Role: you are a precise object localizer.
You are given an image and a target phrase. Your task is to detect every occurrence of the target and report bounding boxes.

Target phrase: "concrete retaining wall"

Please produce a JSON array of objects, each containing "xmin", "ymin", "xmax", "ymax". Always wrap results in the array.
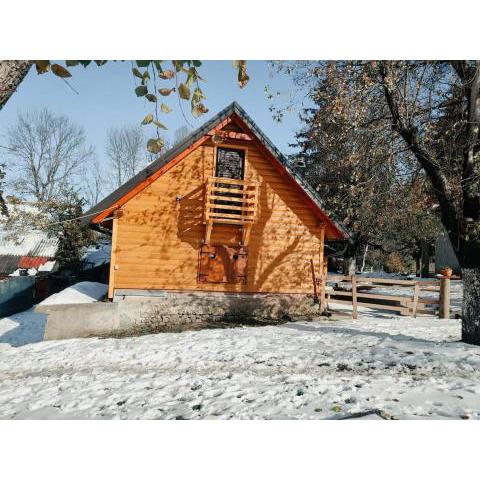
[
  {"xmin": 41, "ymin": 291, "xmax": 320, "ymax": 340},
  {"xmin": 0, "ymin": 276, "xmax": 35, "ymax": 317}
]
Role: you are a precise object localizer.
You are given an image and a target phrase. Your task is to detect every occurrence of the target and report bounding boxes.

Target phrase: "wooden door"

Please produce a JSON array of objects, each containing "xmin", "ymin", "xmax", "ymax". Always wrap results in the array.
[{"xmin": 198, "ymin": 245, "xmax": 248, "ymax": 284}]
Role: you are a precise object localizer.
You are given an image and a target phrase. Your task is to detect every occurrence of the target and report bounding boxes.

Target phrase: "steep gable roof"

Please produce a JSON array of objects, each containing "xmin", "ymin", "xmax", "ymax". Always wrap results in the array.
[{"xmin": 85, "ymin": 102, "xmax": 349, "ymax": 240}]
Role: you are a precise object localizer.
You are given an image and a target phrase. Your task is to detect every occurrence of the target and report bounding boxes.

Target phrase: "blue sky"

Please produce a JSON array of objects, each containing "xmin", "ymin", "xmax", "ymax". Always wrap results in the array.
[{"xmin": 1, "ymin": 61, "xmax": 307, "ymax": 168}]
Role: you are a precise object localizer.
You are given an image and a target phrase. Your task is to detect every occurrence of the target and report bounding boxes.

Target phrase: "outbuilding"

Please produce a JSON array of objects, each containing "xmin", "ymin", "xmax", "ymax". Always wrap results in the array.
[{"xmin": 85, "ymin": 103, "xmax": 348, "ymax": 319}]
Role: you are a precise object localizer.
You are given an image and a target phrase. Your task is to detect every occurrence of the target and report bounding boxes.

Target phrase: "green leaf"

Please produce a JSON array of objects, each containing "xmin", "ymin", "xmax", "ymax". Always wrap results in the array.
[
  {"xmin": 94, "ymin": 60, "xmax": 108, "ymax": 66},
  {"xmin": 143, "ymin": 70, "xmax": 150, "ymax": 81},
  {"xmin": 185, "ymin": 68, "xmax": 196, "ymax": 87},
  {"xmin": 51, "ymin": 63, "xmax": 72, "ymax": 78},
  {"xmin": 192, "ymin": 103, "xmax": 209, "ymax": 118},
  {"xmin": 158, "ymin": 88, "xmax": 174, "ymax": 96},
  {"xmin": 141, "ymin": 113, "xmax": 154, "ymax": 125},
  {"xmin": 153, "ymin": 120, "xmax": 167, "ymax": 130},
  {"xmin": 132, "ymin": 68, "xmax": 143, "ymax": 79},
  {"xmin": 160, "ymin": 103, "xmax": 172, "ymax": 113},
  {"xmin": 153, "ymin": 60, "xmax": 163, "ymax": 72},
  {"xmin": 192, "ymin": 87, "xmax": 206, "ymax": 103},
  {"xmin": 172, "ymin": 60, "xmax": 186, "ymax": 72},
  {"xmin": 145, "ymin": 93, "xmax": 157, "ymax": 102},
  {"xmin": 136, "ymin": 60, "xmax": 151, "ymax": 68},
  {"xmin": 192, "ymin": 60, "xmax": 202, "ymax": 67},
  {"xmin": 135, "ymin": 85, "xmax": 148, "ymax": 97},
  {"xmin": 65, "ymin": 60, "xmax": 80, "ymax": 67},
  {"xmin": 185, "ymin": 67, "xmax": 203, "ymax": 87},
  {"xmin": 147, "ymin": 138, "xmax": 164, "ymax": 153},
  {"xmin": 158, "ymin": 69, "xmax": 175, "ymax": 80},
  {"xmin": 35, "ymin": 60, "xmax": 50, "ymax": 74},
  {"xmin": 79, "ymin": 60, "xmax": 92, "ymax": 68},
  {"xmin": 178, "ymin": 83, "xmax": 190, "ymax": 100}
]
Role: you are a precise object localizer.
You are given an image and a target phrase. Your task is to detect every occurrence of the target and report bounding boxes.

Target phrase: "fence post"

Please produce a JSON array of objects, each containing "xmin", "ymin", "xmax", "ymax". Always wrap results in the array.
[
  {"xmin": 412, "ymin": 282, "xmax": 420, "ymax": 317},
  {"xmin": 351, "ymin": 275, "xmax": 358, "ymax": 319},
  {"xmin": 439, "ymin": 276, "xmax": 450, "ymax": 319},
  {"xmin": 322, "ymin": 258, "xmax": 328, "ymax": 312},
  {"xmin": 310, "ymin": 258, "xmax": 318, "ymax": 303}
]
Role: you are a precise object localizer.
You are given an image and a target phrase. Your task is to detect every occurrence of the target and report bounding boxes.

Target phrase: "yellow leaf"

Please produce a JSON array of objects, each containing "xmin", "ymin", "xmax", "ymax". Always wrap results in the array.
[
  {"xmin": 192, "ymin": 103, "xmax": 209, "ymax": 118},
  {"xmin": 147, "ymin": 138, "xmax": 164, "ymax": 153},
  {"xmin": 153, "ymin": 120, "xmax": 167, "ymax": 130},
  {"xmin": 178, "ymin": 83, "xmax": 190, "ymax": 100},
  {"xmin": 160, "ymin": 103, "xmax": 172, "ymax": 113},
  {"xmin": 141, "ymin": 113, "xmax": 154, "ymax": 125}
]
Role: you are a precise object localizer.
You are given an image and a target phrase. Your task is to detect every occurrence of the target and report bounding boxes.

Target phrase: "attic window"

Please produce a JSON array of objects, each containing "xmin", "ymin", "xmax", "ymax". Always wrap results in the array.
[{"xmin": 215, "ymin": 148, "xmax": 245, "ymax": 180}]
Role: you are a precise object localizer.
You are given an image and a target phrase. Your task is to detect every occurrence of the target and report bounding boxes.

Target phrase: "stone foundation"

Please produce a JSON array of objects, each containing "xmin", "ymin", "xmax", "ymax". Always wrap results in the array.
[
  {"xmin": 115, "ymin": 290, "xmax": 320, "ymax": 321},
  {"xmin": 41, "ymin": 291, "xmax": 320, "ymax": 340}
]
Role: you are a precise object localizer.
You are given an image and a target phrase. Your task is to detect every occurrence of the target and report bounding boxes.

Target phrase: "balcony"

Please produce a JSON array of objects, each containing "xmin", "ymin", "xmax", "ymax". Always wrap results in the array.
[{"xmin": 204, "ymin": 176, "xmax": 259, "ymax": 246}]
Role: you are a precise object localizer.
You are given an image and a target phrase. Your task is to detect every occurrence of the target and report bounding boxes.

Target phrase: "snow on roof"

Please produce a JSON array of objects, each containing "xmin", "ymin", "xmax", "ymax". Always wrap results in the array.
[
  {"xmin": 0, "ymin": 231, "xmax": 58, "ymax": 257},
  {"xmin": 82, "ymin": 242, "xmax": 111, "ymax": 268},
  {"xmin": 0, "ymin": 199, "xmax": 59, "ymax": 259}
]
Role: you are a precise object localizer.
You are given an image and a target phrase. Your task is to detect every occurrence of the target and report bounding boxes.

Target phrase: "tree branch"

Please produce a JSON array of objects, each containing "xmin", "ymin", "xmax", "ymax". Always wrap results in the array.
[{"xmin": 379, "ymin": 61, "xmax": 459, "ymax": 242}]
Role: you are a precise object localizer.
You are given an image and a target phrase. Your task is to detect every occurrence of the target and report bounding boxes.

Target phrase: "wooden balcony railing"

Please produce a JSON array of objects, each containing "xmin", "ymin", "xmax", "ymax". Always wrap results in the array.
[{"xmin": 204, "ymin": 176, "xmax": 259, "ymax": 245}]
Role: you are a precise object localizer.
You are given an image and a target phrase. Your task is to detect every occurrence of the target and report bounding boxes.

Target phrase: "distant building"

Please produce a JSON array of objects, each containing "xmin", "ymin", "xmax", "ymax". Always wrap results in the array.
[
  {"xmin": 0, "ymin": 199, "xmax": 58, "ymax": 278},
  {"xmin": 435, "ymin": 231, "xmax": 460, "ymax": 274},
  {"xmin": 0, "ymin": 230, "xmax": 58, "ymax": 278}
]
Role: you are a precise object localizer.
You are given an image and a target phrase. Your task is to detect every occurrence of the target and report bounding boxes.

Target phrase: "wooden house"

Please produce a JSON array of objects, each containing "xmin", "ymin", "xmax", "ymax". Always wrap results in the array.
[{"xmin": 85, "ymin": 103, "xmax": 348, "ymax": 306}]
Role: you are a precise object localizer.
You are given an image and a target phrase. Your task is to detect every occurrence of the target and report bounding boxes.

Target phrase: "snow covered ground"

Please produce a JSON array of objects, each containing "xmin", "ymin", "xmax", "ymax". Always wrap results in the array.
[
  {"xmin": 0, "ymin": 315, "xmax": 477, "ymax": 420},
  {"xmin": 1, "ymin": 279, "xmax": 477, "ymax": 420}
]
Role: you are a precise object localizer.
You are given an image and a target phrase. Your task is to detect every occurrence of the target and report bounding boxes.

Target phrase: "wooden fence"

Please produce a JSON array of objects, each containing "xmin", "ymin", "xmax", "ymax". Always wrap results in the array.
[{"xmin": 319, "ymin": 274, "xmax": 451, "ymax": 319}]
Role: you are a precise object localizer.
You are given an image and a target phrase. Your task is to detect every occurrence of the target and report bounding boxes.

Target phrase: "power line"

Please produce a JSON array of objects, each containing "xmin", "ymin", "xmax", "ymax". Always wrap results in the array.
[
  {"xmin": 3, "ymin": 204, "xmax": 114, "ymax": 228},
  {"xmin": 37, "ymin": 207, "xmax": 113, "ymax": 227}
]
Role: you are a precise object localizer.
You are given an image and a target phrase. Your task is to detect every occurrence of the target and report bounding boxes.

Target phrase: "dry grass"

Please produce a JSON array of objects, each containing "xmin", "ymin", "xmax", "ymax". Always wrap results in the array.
[{"xmin": 102, "ymin": 312, "xmax": 293, "ymax": 339}]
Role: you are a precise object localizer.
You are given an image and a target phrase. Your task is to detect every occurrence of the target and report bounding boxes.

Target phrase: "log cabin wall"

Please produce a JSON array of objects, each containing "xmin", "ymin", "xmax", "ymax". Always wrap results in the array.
[{"xmin": 113, "ymin": 138, "xmax": 332, "ymax": 295}]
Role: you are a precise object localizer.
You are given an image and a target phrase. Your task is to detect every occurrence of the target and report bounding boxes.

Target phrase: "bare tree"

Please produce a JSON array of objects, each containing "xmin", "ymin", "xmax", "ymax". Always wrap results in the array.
[
  {"xmin": 106, "ymin": 126, "xmax": 150, "ymax": 188},
  {"xmin": 3, "ymin": 108, "xmax": 94, "ymax": 203},
  {"xmin": 173, "ymin": 125, "xmax": 191, "ymax": 146},
  {"xmin": 0, "ymin": 162, "xmax": 7, "ymax": 216},
  {"xmin": 81, "ymin": 159, "xmax": 105, "ymax": 208}
]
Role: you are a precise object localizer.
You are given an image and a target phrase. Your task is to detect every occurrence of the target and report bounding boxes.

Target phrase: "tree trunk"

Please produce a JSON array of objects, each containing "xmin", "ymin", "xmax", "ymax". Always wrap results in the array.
[
  {"xmin": 0, "ymin": 60, "xmax": 33, "ymax": 110},
  {"xmin": 420, "ymin": 240, "xmax": 430, "ymax": 277},
  {"xmin": 415, "ymin": 253, "xmax": 421, "ymax": 277},
  {"xmin": 343, "ymin": 256, "xmax": 356, "ymax": 276},
  {"xmin": 461, "ymin": 268, "xmax": 480, "ymax": 344},
  {"xmin": 360, "ymin": 244, "xmax": 368, "ymax": 273}
]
